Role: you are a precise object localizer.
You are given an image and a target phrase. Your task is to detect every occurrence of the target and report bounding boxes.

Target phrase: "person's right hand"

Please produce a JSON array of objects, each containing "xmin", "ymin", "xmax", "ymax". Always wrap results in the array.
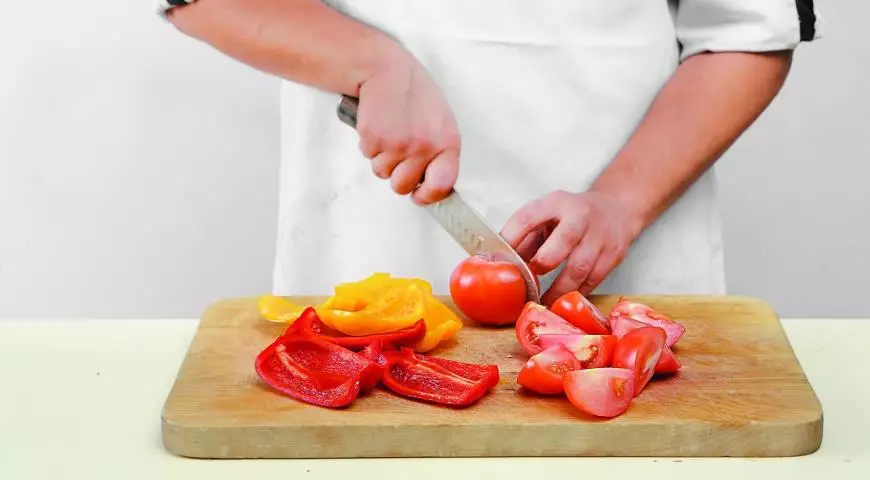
[{"xmin": 356, "ymin": 52, "xmax": 461, "ymax": 205}]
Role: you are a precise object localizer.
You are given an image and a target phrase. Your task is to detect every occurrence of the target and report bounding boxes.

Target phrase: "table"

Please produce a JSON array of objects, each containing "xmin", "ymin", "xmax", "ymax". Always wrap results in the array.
[{"xmin": 1, "ymin": 318, "xmax": 866, "ymax": 479}]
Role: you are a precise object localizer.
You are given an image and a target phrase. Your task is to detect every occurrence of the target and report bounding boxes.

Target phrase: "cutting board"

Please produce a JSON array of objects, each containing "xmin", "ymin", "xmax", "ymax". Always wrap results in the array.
[{"xmin": 161, "ymin": 295, "xmax": 823, "ymax": 458}]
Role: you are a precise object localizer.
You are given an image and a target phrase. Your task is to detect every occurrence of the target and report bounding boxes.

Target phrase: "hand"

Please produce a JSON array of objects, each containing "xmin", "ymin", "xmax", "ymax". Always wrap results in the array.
[
  {"xmin": 356, "ymin": 52, "xmax": 461, "ymax": 204},
  {"xmin": 500, "ymin": 190, "xmax": 642, "ymax": 306}
]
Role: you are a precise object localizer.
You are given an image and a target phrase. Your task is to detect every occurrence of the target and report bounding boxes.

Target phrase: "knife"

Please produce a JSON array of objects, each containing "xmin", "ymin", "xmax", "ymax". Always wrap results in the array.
[{"xmin": 336, "ymin": 94, "xmax": 541, "ymax": 304}]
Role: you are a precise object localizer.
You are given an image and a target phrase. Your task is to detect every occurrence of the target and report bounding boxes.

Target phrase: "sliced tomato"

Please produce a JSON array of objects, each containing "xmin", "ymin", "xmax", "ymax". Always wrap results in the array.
[
  {"xmin": 563, "ymin": 368, "xmax": 635, "ymax": 418},
  {"xmin": 611, "ymin": 326, "xmax": 666, "ymax": 396},
  {"xmin": 550, "ymin": 291, "xmax": 610, "ymax": 335},
  {"xmin": 515, "ymin": 302, "xmax": 583, "ymax": 356},
  {"xmin": 540, "ymin": 333, "xmax": 616, "ymax": 369},
  {"xmin": 610, "ymin": 315, "xmax": 647, "ymax": 338},
  {"xmin": 655, "ymin": 346, "xmax": 681, "ymax": 374},
  {"xmin": 609, "ymin": 299, "xmax": 685, "ymax": 347},
  {"xmin": 610, "ymin": 315, "xmax": 681, "ymax": 374},
  {"xmin": 516, "ymin": 344, "xmax": 581, "ymax": 395}
]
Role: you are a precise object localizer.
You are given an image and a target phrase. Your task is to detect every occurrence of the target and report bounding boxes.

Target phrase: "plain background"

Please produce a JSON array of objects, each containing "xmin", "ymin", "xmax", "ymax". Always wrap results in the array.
[{"xmin": 0, "ymin": 0, "xmax": 865, "ymax": 319}]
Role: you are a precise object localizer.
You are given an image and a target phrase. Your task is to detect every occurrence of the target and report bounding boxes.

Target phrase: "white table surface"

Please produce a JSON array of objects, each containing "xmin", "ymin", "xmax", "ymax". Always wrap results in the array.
[{"xmin": 0, "ymin": 317, "xmax": 867, "ymax": 479}]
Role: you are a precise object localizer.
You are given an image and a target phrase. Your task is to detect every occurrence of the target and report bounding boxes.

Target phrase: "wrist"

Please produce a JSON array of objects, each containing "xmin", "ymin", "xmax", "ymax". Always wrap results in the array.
[
  {"xmin": 355, "ymin": 35, "xmax": 416, "ymax": 91},
  {"xmin": 588, "ymin": 182, "xmax": 650, "ymax": 241}
]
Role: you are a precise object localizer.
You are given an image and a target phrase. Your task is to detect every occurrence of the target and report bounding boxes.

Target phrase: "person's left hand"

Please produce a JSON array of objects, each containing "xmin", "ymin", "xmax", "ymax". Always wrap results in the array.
[{"xmin": 500, "ymin": 190, "xmax": 642, "ymax": 306}]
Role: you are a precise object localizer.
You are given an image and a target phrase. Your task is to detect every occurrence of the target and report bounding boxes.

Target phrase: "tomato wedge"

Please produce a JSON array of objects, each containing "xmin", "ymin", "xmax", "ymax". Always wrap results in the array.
[
  {"xmin": 611, "ymin": 326, "xmax": 666, "ymax": 396},
  {"xmin": 611, "ymin": 315, "xmax": 681, "ymax": 374},
  {"xmin": 563, "ymin": 368, "xmax": 635, "ymax": 418},
  {"xmin": 516, "ymin": 344, "xmax": 581, "ymax": 395},
  {"xmin": 610, "ymin": 315, "xmax": 647, "ymax": 338},
  {"xmin": 609, "ymin": 299, "xmax": 685, "ymax": 347},
  {"xmin": 655, "ymin": 346, "xmax": 681, "ymax": 374},
  {"xmin": 550, "ymin": 291, "xmax": 610, "ymax": 335},
  {"xmin": 540, "ymin": 334, "xmax": 617, "ymax": 369},
  {"xmin": 515, "ymin": 302, "xmax": 582, "ymax": 356}
]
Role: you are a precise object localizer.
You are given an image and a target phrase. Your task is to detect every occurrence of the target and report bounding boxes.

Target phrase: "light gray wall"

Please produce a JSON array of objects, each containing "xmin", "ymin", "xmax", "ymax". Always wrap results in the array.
[
  {"xmin": 0, "ymin": 1, "xmax": 864, "ymax": 319},
  {"xmin": 715, "ymin": 1, "xmax": 868, "ymax": 318}
]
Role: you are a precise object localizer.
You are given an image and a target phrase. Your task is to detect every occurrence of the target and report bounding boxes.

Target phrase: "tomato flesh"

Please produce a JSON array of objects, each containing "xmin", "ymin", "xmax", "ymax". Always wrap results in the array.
[
  {"xmin": 540, "ymin": 333, "xmax": 616, "ymax": 369},
  {"xmin": 611, "ymin": 315, "xmax": 681, "ymax": 374},
  {"xmin": 516, "ymin": 344, "xmax": 581, "ymax": 395},
  {"xmin": 449, "ymin": 255, "xmax": 529, "ymax": 326},
  {"xmin": 609, "ymin": 299, "xmax": 685, "ymax": 347},
  {"xmin": 563, "ymin": 368, "xmax": 635, "ymax": 418},
  {"xmin": 550, "ymin": 291, "xmax": 610, "ymax": 335},
  {"xmin": 655, "ymin": 345, "xmax": 681, "ymax": 374},
  {"xmin": 610, "ymin": 315, "xmax": 647, "ymax": 338},
  {"xmin": 611, "ymin": 326, "xmax": 666, "ymax": 396},
  {"xmin": 515, "ymin": 302, "xmax": 583, "ymax": 356}
]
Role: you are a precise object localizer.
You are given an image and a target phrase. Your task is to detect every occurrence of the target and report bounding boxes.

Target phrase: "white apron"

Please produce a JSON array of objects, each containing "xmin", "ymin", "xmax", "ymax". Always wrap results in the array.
[{"xmin": 273, "ymin": 0, "xmax": 726, "ymax": 297}]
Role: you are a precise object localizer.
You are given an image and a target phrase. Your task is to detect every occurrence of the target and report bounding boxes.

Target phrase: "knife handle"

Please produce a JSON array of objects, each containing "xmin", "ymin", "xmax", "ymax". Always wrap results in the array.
[
  {"xmin": 337, "ymin": 95, "xmax": 360, "ymax": 130},
  {"xmin": 335, "ymin": 94, "xmax": 437, "ymax": 194}
]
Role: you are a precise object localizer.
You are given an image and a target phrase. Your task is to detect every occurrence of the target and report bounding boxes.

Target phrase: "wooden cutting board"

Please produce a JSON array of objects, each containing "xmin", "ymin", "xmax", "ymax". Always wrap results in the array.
[{"xmin": 161, "ymin": 295, "xmax": 823, "ymax": 458}]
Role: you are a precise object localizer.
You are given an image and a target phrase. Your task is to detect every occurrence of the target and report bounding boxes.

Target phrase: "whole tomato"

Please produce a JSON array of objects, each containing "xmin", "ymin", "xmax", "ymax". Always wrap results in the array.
[{"xmin": 449, "ymin": 255, "xmax": 531, "ymax": 326}]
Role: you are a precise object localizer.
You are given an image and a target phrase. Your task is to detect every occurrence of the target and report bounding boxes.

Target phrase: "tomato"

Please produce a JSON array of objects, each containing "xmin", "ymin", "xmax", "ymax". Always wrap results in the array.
[
  {"xmin": 610, "ymin": 315, "xmax": 647, "ymax": 338},
  {"xmin": 515, "ymin": 302, "xmax": 583, "ymax": 355},
  {"xmin": 540, "ymin": 334, "xmax": 617, "ymax": 369},
  {"xmin": 563, "ymin": 368, "xmax": 635, "ymax": 418},
  {"xmin": 516, "ymin": 344, "xmax": 581, "ymax": 395},
  {"xmin": 611, "ymin": 315, "xmax": 681, "ymax": 374},
  {"xmin": 611, "ymin": 326, "xmax": 666, "ymax": 396},
  {"xmin": 655, "ymin": 346, "xmax": 681, "ymax": 374},
  {"xmin": 449, "ymin": 255, "xmax": 531, "ymax": 326},
  {"xmin": 550, "ymin": 291, "xmax": 610, "ymax": 334},
  {"xmin": 609, "ymin": 299, "xmax": 685, "ymax": 347}
]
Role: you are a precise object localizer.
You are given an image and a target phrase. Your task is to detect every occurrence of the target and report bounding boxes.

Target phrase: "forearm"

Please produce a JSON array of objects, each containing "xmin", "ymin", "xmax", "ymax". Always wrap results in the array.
[
  {"xmin": 167, "ymin": 0, "xmax": 407, "ymax": 96},
  {"xmin": 591, "ymin": 50, "xmax": 793, "ymax": 237}
]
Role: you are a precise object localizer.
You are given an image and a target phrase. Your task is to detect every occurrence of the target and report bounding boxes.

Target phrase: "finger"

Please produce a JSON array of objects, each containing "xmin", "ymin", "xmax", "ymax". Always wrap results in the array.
[
  {"xmin": 370, "ymin": 151, "xmax": 403, "ymax": 179},
  {"xmin": 542, "ymin": 233, "xmax": 604, "ymax": 306},
  {"xmin": 515, "ymin": 227, "xmax": 548, "ymax": 262},
  {"xmin": 578, "ymin": 244, "xmax": 626, "ymax": 296},
  {"xmin": 359, "ymin": 135, "xmax": 381, "ymax": 159},
  {"xmin": 390, "ymin": 155, "xmax": 430, "ymax": 195},
  {"xmin": 500, "ymin": 196, "xmax": 559, "ymax": 249},
  {"xmin": 528, "ymin": 219, "xmax": 589, "ymax": 275},
  {"xmin": 411, "ymin": 148, "xmax": 459, "ymax": 204}
]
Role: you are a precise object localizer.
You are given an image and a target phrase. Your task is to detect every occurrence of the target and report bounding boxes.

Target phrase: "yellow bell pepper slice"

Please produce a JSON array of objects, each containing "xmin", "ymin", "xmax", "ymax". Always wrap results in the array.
[
  {"xmin": 320, "ymin": 283, "xmax": 427, "ymax": 336},
  {"xmin": 413, "ymin": 294, "xmax": 464, "ymax": 352},
  {"xmin": 321, "ymin": 294, "xmax": 366, "ymax": 313},
  {"xmin": 332, "ymin": 273, "xmax": 433, "ymax": 309},
  {"xmin": 257, "ymin": 295, "xmax": 308, "ymax": 324}
]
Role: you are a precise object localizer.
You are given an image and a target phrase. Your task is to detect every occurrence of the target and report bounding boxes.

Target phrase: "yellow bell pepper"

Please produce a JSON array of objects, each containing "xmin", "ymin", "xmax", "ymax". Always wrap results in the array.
[
  {"xmin": 257, "ymin": 295, "xmax": 308, "ymax": 324},
  {"xmin": 332, "ymin": 272, "xmax": 433, "ymax": 308},
  {"xmin": 320, "ymin": 283, "xmax": 427, "ymax": 336},
  {"xmin": 414, "ymin": 294, "xmax": 464, "ymax": 352}
]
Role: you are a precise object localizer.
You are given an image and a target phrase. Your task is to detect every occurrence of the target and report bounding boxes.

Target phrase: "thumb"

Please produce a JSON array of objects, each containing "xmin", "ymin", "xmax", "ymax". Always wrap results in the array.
[{"xmin": 412, "ymin": 148, "xmax": 459, "ymax": 205}]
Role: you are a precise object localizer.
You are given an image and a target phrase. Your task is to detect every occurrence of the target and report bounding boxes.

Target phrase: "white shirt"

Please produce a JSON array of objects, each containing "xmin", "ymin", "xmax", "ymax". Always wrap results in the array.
[{"xmin": 158, "ymin": 0, "xmax": 822, "ymax": 296}]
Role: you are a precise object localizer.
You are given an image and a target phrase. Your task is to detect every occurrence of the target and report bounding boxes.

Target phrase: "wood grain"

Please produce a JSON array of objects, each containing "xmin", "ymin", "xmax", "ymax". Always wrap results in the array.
[{"xmin": 161, "ymin": 295, "xmax": 823, "ymax": 458}]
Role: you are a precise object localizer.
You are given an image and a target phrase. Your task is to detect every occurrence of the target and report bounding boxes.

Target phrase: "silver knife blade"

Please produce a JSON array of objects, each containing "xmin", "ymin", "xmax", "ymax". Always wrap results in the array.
[
  {"xmin": 426, "ymin": 190, "xmax": 541, "ymax": 303},
  {"xmin": 335, "ymin": 94, "xmax": 541, "ymax": 304}
]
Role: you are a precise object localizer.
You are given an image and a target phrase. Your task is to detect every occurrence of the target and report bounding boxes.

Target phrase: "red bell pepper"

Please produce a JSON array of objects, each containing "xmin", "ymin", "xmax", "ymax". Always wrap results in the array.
[
  {"xmin": 380, "ymin": 347, "xmax": 500, "ymax": 408},
  {"xmin": 254, "ymin": 332, "xmax": 382, "ymax": 408},
  {"xmin": 287, "ymin": 308, "xmax": 426, "ymax": 351},
  {"xmin": 360, "ymin": 339, "xmax": 396, "ymax": 368}
]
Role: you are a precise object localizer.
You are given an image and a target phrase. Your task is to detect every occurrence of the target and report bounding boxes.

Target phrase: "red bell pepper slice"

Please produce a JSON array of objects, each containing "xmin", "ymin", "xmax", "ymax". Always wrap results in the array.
[
  {"xmin": 287, "ymin": 308, "xmax": 427, "ymax": 351},
  {"xmin": 254, "ymin": 332, "xmax": 382, "ymax": 407},
  {"xmin": 360, "ymin": 339, "xmax": 396, "ymax": 368},
  {"xmin": 380, "ymin": 347, "xmax": 500, "ymax": 408}
]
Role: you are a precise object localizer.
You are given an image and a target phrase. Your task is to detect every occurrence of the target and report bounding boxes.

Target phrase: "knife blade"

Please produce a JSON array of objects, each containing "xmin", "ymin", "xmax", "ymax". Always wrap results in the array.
[{"xmin": 336, "ymin": 94, "xmax": 541, "ymax": 304}]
